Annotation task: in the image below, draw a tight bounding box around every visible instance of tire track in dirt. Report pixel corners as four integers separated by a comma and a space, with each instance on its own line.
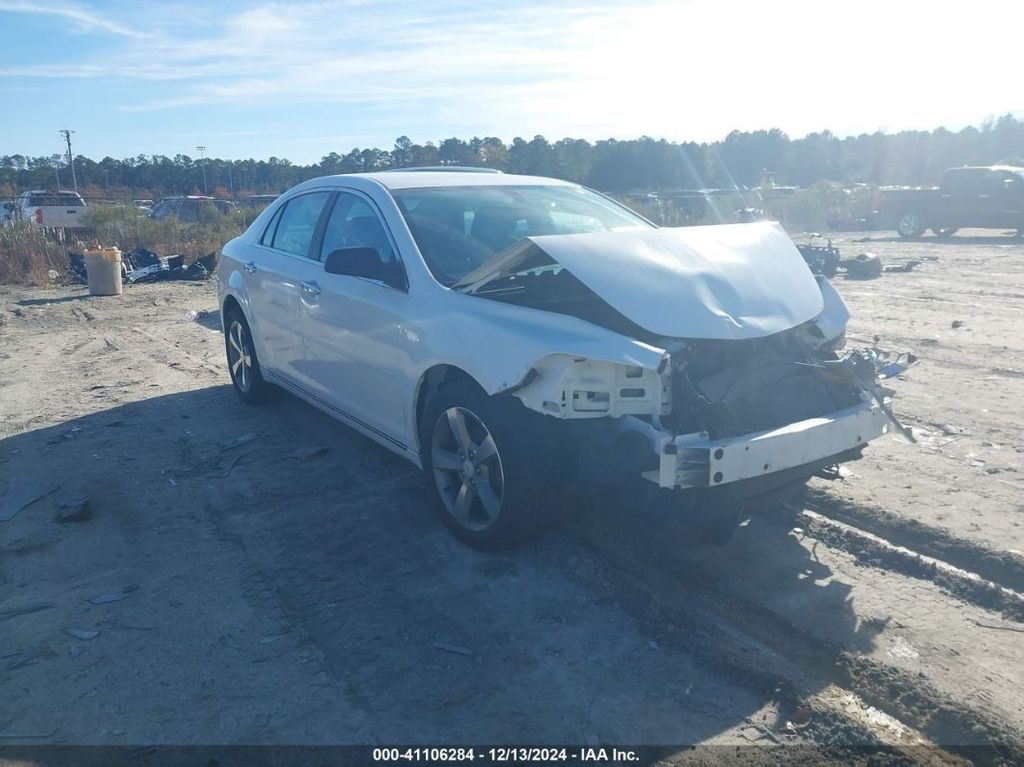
802, 488, 1024, 595
559, 499, 1024, 764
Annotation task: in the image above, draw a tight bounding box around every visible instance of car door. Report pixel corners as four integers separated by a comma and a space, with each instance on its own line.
243, 191, 331, 383
296, 190, 412, 446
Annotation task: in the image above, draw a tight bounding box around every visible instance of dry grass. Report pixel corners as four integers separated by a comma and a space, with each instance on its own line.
0, 223, 72, 285
0, 205, 261, 285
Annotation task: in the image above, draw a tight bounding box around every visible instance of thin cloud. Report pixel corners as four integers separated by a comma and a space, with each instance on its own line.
0, 0, 146, 37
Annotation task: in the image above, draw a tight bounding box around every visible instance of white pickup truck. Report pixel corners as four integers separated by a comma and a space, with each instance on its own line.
3, 190, 87, 228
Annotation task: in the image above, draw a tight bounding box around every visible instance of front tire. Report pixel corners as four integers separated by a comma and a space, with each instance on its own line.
897, 212, 925, 238
421, 381, 547, 549
224, 308, 277, 404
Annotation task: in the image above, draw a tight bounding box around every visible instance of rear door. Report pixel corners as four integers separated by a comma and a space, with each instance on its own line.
297, 190, 412, 446
243, 191, 332, 383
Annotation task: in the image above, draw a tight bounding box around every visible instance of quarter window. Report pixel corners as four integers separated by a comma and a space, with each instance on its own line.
268, 192, 330, 257
260, 205, 284, 246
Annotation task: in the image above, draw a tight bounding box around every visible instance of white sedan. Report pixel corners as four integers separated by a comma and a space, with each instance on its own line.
217, 169, 902, 548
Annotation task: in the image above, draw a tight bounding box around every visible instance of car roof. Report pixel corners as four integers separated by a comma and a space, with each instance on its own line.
291, 171, 578, 193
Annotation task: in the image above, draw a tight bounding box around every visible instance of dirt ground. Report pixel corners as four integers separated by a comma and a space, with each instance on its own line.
1, 228, 1022, 759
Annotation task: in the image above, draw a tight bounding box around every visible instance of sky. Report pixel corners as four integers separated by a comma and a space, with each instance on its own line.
1, 0, 1021, 164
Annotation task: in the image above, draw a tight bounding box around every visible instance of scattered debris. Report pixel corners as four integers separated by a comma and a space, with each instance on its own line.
841, 252, 883, 279
780, 704, 813, 733
220, 433, 259, 451
883, 260, 921, 273
69, 250, 217, 286
0, 484, 57, 522
208, 454, 242, 478
56, 496, 91, 524
63, 627, 100, 640
433, 641, 473, 657
88, 586, 138, 605
796, 241, 840, 277
0, 602, 54, 622
287, 446, 329, 461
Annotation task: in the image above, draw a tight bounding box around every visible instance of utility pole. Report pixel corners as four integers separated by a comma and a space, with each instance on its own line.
195, 145, 208, 195
59, 129, 78, 193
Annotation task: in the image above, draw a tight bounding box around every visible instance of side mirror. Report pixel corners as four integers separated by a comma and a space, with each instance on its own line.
324, 247, 405, 289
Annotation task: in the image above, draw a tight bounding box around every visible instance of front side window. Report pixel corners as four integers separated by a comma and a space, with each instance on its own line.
268, 192, 330, 257
320, 193, 396, 263
392, 184, 650, 285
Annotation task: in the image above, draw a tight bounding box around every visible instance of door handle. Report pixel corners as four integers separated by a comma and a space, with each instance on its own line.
300, 280, 321, 297
243, 260, 257, 273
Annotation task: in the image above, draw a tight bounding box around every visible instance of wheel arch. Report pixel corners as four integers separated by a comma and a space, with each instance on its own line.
221, 293, 244, 325
412, 364, 488, 456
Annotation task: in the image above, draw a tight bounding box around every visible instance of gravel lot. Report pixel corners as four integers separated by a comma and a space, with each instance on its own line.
1, 229, 1022, 760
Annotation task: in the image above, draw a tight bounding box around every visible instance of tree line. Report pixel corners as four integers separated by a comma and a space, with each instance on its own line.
2, 115, 1021, 200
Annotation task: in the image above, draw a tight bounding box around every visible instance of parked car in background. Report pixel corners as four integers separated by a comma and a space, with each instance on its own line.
217, 170, 907, 549
881, 165, 1024, 238
240, 194, 279, 211
150, 195, 236, 222
5, 190, 87, 227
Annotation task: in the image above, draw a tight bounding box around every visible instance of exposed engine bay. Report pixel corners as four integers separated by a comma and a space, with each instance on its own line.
457, 223, 915, 497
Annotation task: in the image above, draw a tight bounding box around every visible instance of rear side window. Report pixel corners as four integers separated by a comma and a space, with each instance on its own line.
264, 192, 330, 256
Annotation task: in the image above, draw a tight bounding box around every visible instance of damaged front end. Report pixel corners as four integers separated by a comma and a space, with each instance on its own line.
457, 222, 913, 505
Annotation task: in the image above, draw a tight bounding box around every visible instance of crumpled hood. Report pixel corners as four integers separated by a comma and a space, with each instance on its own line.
455, 221, 824, 340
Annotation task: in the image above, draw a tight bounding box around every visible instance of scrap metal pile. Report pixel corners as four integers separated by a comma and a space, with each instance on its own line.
796, 240, 919, 279
69, 248, 217, 285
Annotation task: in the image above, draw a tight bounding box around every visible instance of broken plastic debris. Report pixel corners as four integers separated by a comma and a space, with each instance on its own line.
63, 627, 100, 640
433, 641, 472, 656
287, 446, 329, 461
89, 586, 138, 605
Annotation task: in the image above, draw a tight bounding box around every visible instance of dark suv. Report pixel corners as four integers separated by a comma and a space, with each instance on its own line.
150, 196, 237, 222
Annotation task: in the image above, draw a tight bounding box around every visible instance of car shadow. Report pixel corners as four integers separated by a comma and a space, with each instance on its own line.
0, 384, 885, 747
16, 291, 92, 307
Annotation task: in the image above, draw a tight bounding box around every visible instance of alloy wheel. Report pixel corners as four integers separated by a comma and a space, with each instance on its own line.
430, 406, 505, 531
227, 319, 253, 392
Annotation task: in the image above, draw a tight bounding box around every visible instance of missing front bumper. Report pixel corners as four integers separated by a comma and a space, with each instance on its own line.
647, 401, 890, 490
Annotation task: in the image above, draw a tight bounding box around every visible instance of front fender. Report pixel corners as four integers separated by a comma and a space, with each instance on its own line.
413, 292, 667, 397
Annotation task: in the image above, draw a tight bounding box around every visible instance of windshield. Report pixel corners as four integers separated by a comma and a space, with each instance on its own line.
392, 184, 652, 285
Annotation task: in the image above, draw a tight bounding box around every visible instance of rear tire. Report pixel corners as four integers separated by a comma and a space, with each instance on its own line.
896, 212, 925, 238
421, 381, 548, 549
224, 308, 278, 404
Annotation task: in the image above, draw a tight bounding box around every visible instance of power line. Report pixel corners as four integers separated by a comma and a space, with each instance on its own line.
59, 129, 78, 193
